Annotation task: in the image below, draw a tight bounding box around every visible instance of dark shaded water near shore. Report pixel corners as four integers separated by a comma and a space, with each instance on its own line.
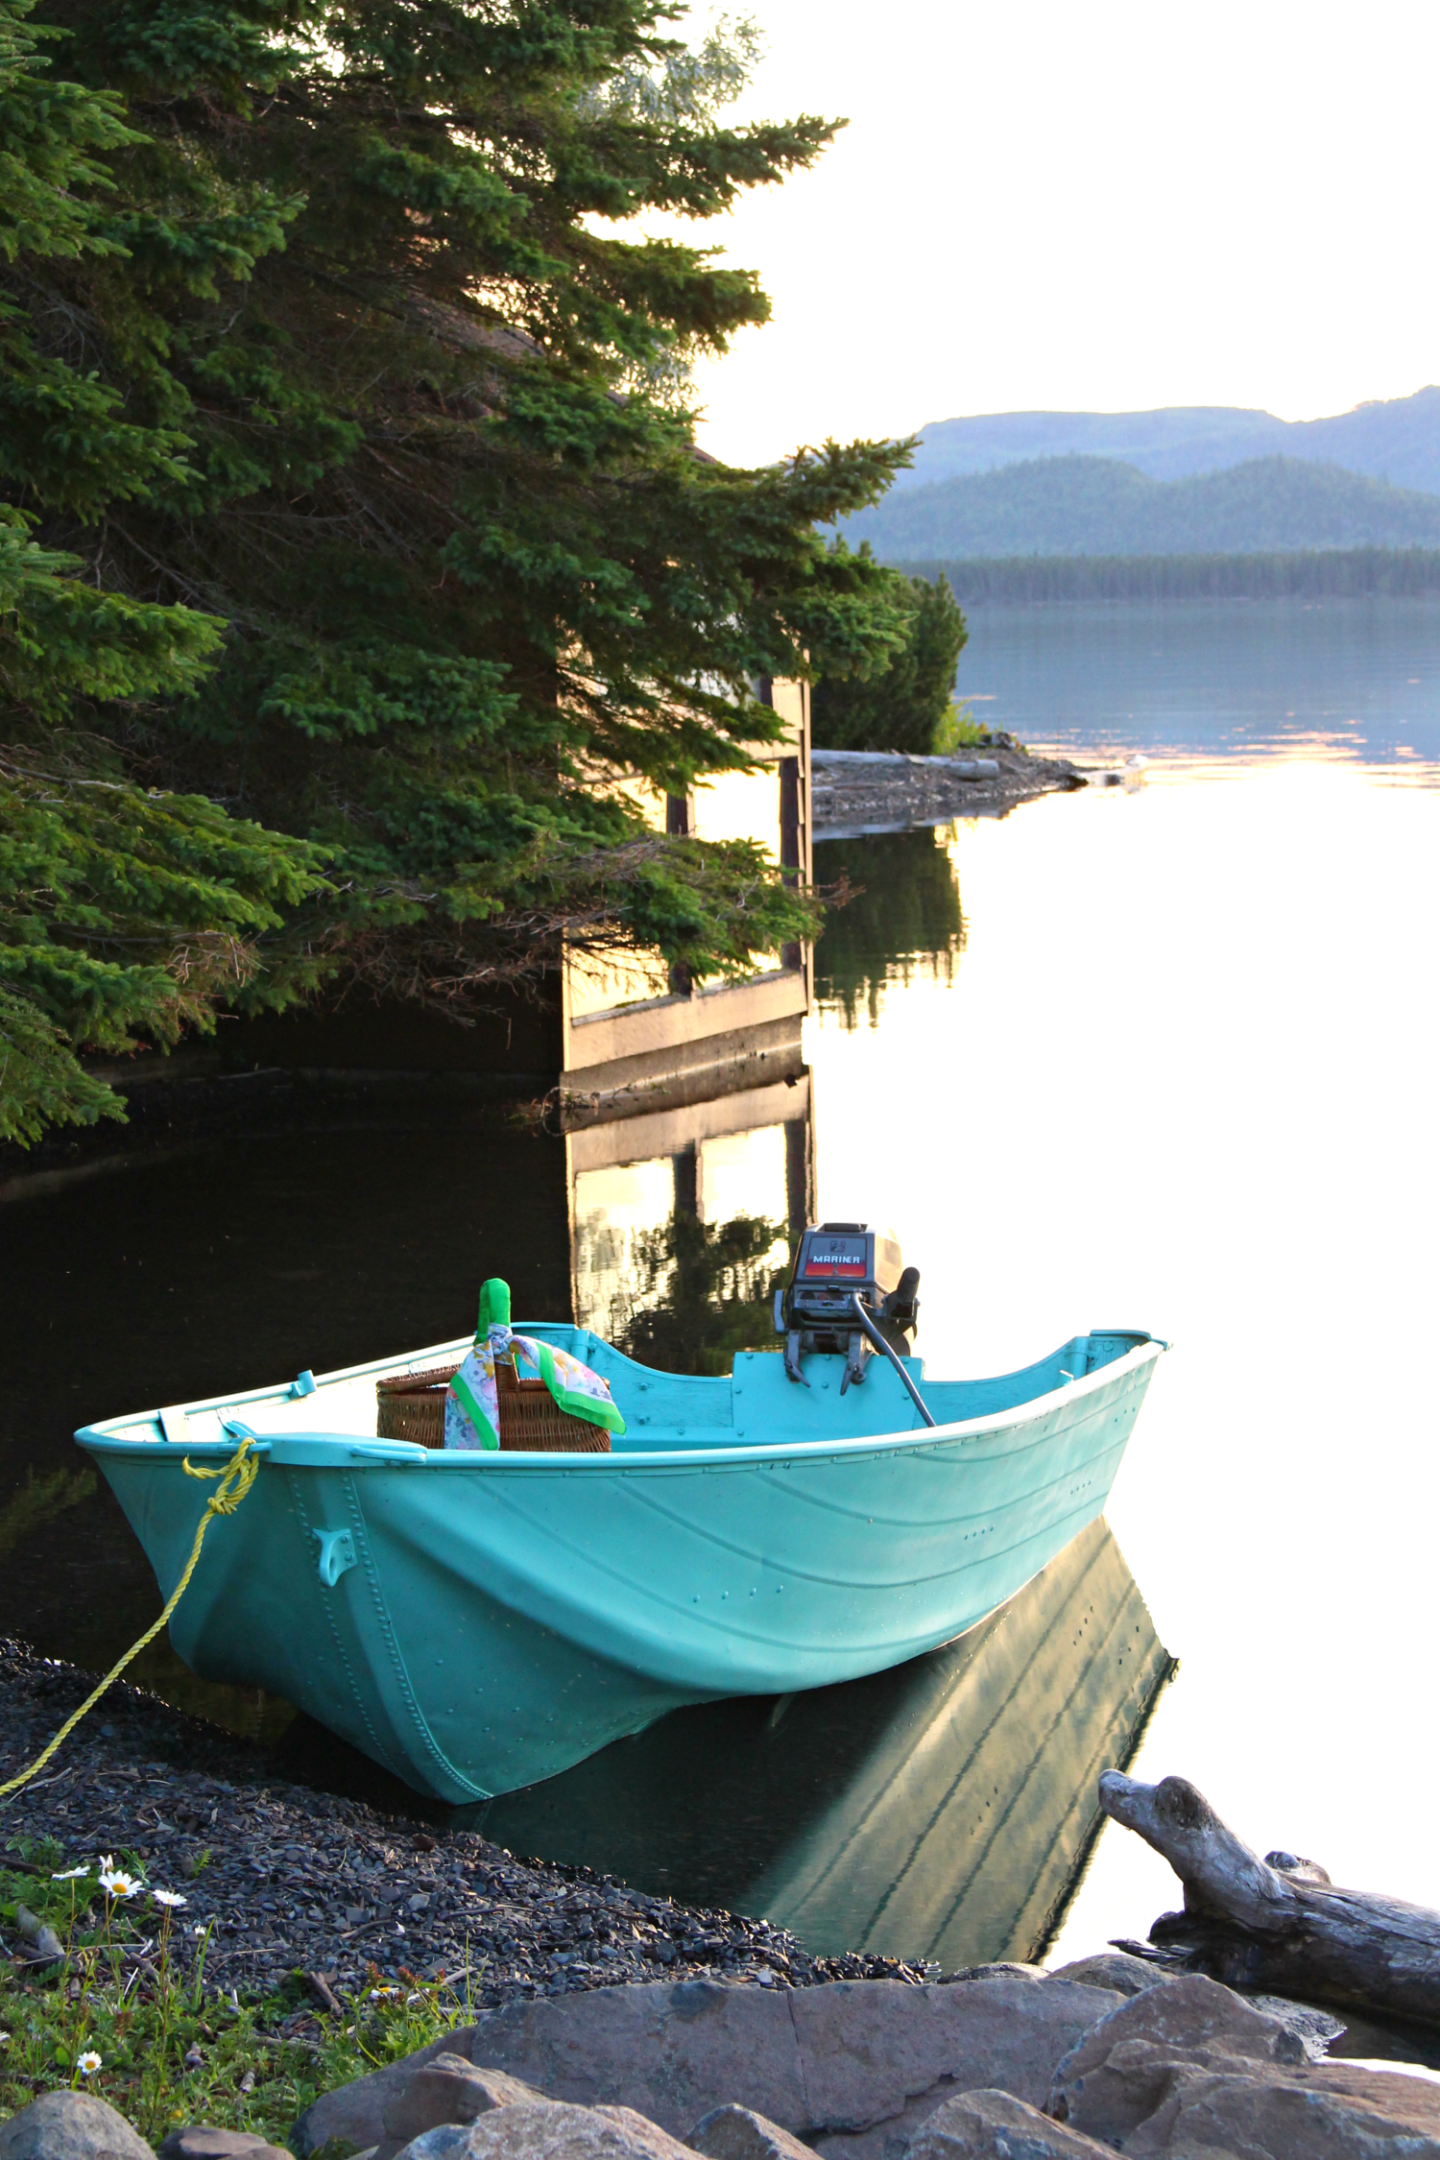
6, 597, 1440, 1969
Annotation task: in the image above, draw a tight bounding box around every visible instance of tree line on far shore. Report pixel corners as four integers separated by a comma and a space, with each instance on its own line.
897, 547, 1440, 605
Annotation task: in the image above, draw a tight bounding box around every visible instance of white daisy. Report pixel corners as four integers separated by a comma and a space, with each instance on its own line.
98, 1867, 140, 1900
51, 1866, 89, 1882
152, 1889, 187, 1909
76, 2051, 102, 2077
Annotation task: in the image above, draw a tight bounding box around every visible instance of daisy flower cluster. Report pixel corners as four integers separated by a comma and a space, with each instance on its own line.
51, 1857, 189, 1910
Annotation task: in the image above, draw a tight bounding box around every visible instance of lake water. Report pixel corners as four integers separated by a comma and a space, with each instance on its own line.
816, 594, 1440, 1962
4, 596, 1440, 1973
960, 595, 1440, 770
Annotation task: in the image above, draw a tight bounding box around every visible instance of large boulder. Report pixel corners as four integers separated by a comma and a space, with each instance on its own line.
685, 2107, 822, 2160
1045, 1953, 1168, 1998
1046, 1958, 1350, 2058
0, 2094, 154, 2160
387, 2059, 550, 2146
904, 2090, 1114, 2160
393, 2103, 695, 2160
786, 1980, 1115, 2156
293, 1979, 1121, 2160
294, 2032, 474, 2159
468, 1981, 805, 2139
1050, 1971, 1440, 2157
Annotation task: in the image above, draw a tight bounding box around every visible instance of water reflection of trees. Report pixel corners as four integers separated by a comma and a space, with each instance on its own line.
0, 1466, 96, 1562
814, 828, 968, 1029
604, 1212, 790, 1376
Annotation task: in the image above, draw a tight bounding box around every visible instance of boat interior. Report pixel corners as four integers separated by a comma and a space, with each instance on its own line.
84, 1328, 1159, 1457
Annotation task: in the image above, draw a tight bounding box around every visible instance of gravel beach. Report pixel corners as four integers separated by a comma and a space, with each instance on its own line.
0, 1641, 927, 2007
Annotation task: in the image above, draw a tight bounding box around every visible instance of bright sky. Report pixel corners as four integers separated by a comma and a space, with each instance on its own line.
680, 0, 1440, 467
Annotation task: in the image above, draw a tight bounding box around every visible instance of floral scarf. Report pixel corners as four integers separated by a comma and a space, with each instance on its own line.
444, 1325, 626, 1451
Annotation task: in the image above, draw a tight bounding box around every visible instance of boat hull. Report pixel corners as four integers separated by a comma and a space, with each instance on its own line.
477, 1515, 1174, 1967
80, 1335, 1163, 1801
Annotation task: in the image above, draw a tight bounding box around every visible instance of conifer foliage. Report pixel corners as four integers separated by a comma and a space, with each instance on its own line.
811, 571, 967, 756
1, 0, 910, 1142
0, 1, 323, 1141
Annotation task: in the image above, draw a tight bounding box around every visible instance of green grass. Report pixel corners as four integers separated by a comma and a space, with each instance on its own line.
1, 1839, 469, 2146
931, 702, 989, 753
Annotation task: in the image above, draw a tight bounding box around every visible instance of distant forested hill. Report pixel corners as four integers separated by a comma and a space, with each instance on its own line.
895, 386, 1440, 493
846, 454, 1440, 560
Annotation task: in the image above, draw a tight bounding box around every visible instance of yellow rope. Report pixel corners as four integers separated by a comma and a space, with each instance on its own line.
0, 1436, 260, 1807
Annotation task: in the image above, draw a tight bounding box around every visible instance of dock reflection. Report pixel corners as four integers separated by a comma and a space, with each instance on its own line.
472, 1516, 1173, 1970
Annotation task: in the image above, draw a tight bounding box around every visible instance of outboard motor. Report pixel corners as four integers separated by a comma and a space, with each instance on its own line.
775, 1222, 921, 1392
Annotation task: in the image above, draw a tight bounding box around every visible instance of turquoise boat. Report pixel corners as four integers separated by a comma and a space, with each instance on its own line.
75, 1324, 1166, 1802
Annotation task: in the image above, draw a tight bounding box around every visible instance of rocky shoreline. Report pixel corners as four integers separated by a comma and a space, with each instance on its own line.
10, 1640, 1440, 2158
286, 1967, 1440, 2160
810, 741, 1088, 838
12, 1959, 1440, 2160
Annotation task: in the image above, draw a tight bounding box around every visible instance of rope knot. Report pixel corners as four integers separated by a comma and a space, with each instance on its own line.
183, 1437, 259, 1514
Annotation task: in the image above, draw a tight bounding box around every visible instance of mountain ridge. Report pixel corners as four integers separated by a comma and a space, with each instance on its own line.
895, 386, 1440, 495
847, 452, 1440, 561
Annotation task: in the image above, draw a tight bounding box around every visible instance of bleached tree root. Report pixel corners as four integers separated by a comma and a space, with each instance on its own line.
1098, 1770, 1440, 2028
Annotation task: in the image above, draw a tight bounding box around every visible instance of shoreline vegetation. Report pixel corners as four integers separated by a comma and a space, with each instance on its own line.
894, 547, 1440, 605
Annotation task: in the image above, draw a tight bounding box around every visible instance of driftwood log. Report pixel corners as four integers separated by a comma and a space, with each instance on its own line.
1098, 1769, 1440, 2029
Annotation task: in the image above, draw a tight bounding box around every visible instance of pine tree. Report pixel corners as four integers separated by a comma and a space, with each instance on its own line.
0, 0, 910, 1143
0, 0, 322, 1143
811, 570, 968, 756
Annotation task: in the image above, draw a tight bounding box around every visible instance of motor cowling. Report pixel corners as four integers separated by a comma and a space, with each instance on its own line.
775, 1223, 921, 1390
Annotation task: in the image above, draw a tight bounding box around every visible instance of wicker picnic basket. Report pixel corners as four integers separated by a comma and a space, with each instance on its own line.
375, 1358, 610, 1453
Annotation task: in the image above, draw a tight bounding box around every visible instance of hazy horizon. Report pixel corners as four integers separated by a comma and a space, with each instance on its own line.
907, 389, 1439, 425
668, 0, 1440, 469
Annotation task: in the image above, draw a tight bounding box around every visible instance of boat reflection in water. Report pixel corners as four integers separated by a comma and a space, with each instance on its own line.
471, 1516, 1173, 1971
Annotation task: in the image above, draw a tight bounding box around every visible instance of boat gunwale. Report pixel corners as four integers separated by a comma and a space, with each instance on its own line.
73, 1332, 1168, 1474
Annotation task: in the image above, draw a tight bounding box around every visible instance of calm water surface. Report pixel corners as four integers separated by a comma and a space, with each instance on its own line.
961, 595, 1440, 768
817, 596, 1440, 1956
4, 598, 1440, 1967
